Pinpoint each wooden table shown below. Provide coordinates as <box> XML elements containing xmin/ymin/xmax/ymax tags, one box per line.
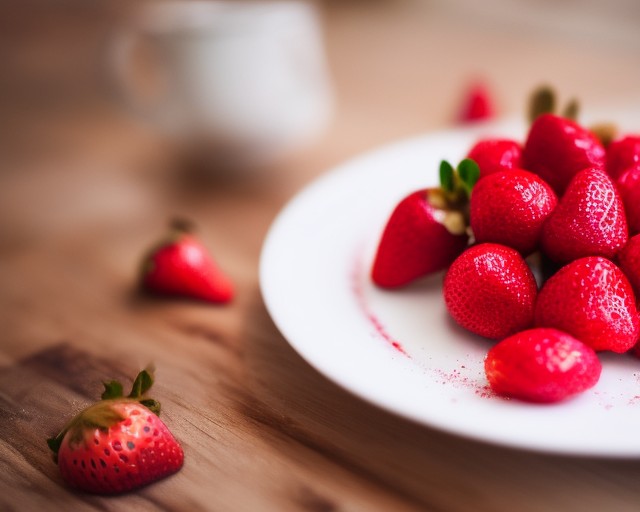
<box><xmin>2</xmin><ymin>1</ymin><xmax>640</xmax><ymax>510</ymax></box>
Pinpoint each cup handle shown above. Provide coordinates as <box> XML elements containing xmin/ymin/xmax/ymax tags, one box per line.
<box><xmin>105</xmin><ymin>29</ymin><xmax>177</xmax><ymax>131</ymax></box>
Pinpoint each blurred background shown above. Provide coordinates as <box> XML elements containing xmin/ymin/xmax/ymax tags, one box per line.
<box><xmin>1</xmin><ymin>0</ymin><xmax>640</xmax><ymax>248</ymax></box>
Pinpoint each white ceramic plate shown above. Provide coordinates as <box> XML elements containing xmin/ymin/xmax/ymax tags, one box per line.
<box><xmin>260</xmin><ymin>108</ymin><xmax>640</xmax><ymax>457</ymax></box>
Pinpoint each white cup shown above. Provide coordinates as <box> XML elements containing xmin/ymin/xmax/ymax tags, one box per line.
<box><xmin>109</xmin><ymin>0</ymin><xmax>333</xmax><ymax>171</ymax></box>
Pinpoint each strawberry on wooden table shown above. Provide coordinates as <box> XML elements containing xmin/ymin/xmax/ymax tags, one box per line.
<box><xmin>371</xmin><ymin>159</ymin><xmax>478</xmax><ymax>288</ymax></box>
<box><xmin>534</xmin><ymin>256</ymin><xmax>639</xmax><ymax>353</ymax></box>
<box><xmin>443</xmin><ymin>243</ymin><xmax>538</xmax><ymax>340</ymax></box>
<box><xmin>541</xmin><ymin>167</ymin><xmax>628</xmax><ymax>263</ymax></box>
<box><xmin>485</xmin><ymin>328</ymin><xmax>601</xmax><ymax>403</ymax></box>
<box><xmin>141</xmin><ymin>218</ymin><xmax>234</xmax><ymax>303</ymax></box>
<box><xmin>47</xmin><ymin>368</ymin><xmax>184</xmax><ymax>494</ymax></box>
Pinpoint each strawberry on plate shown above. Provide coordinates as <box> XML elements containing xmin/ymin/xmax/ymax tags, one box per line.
<box><xmin>522</xmin><ymin>113</ymin><xmax>606</xmax><ymax>195</ymax></box>
<box><xmin>615</xmin><ymin>165</ymin><xmax>640</xmax><ymax>235</ymax></box>
<box><xmin>443</xmin><ymin>243</ymin><xmax>538</xmax><ymax>340</ymax></box>
<box><xmin>616</xmin><ymin>233</ymin><xmax>640</xmax><ymax>297</ymax></box>
<box><xmin>534</xmin><ymin>256</ymin><xmax>639</xmax><ymax>353</ymax></box>
<box><xmin>466</xmin><ymin>138</ymin><xmax>522</xmax><ymax>179</ymax></box>
<box><xmin>371</xmin><ymin>160</ymin><xmax>478</xmax><ymax>288</ymax></box>
<box><xmin>47</xmin><ymin>368</ymin><xmax>184</xmax><ymax>494</ymax></box>
<box><xmin>485</xmin><ymin>328</ymin><xmax>601</xmax><ymax>403</ymax></box>
<box><xmin>607</xmin><ymin>135</ymin><xmax>640</xmax><ymax>180</ymax></box>
<box><xmin>541</xmin><ymin>167</ymin><xmax>628</xmax><ymax>263</ymax></box>
<box><xmin>470</xmin><ymin>169</ymin><xmax>557</xmax><ymax>255</ymax></box>
<box><xmin>141</xmin><ymin>219</ymin><xmax>234</xmax><ymax>303</ymax></box>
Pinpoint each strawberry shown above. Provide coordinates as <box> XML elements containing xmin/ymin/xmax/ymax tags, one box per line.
<box><xmin>615</xmin><ymin>165</ymin><xmax>640</xmax><ymax>235</ymax></box>
<box><xmin>443</xmin><ymin>243</ymin><xmax>537</xmax><ymax>340</ymax></box>
<box><xmin>470</xmin><ymin>169</ymin><xmax>557</xmax><ymax>255</ymax></box>
<box><xmin>466</xmin><ymin>138</ymin><xmax>522</xmax><ymax>179</ymax></box>
<box><xmin>457</xmin><ymin>82</ymin><xmax>494</xmax><ymax>123</ymax></box>
<box><xmin>606</xmin><ymin>135</ymin><xmax>640</xmax><ymax>180</ymax></box>
<box><xmin>47</xmin><ymin>368</ymin><xmax>184</xmax><ymax>494</ymax></box>
<box><xmin>540</xmin><ymin>167</ymin><xmax>628</xmax><ymax>263</ymax></box>
<box><xmin>534</xmin><ymin>256</ymin><xmax>639</xmax><ymax>353</ymax></box>
<box><xmin>522</xmin><ymin>113</ymin><xmax>606</xmax><ymax>195</ymax></box>
<box><xmin>484</xmin><ymin>328</ymin><xmax>601</xmax><ymax>403</ymax></box>
<box><xmin>141</xmin><ymin>219</ymin><xmax>234</xmax><ymax>303</ymax></box>
<box><xmin>616</xmin><ymin>233</ymin><xmax>640</xmax><ymax>298</ymax></box>
<box><xmin>371</xmin><ymin>160</ymin><xmax>478</xmax><ymax>288</ymax></box>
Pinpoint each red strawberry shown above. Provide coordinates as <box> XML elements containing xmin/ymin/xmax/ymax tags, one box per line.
<box><xmin>485</xmin><ymin>328</ymin><xmax>601</xmax><ymax>403</ymax></box>
<box><xmin>541</xmin><ymin>167</ymin><xmax>628</xmax><ymax>263</ymax></box>
<box><xmin>607</xmin><ymin>135</ymin><xmax>640</xmax><ymax>180</ymax></box>
<box><xmin>466</xmin><ymin>138</ymin><xmax>522</xmax><ymax>179</ymax></box>
<box><xmin>534</xmin><ymin>256</ymin><xmax>639</xmax><ymax>353</ymax></box>
<box><xmin>371</xmin><ymin>160</ymin><xmax>478</xmax><ymax>288</ymax></box>
<box><xmin>615</xmin><ymin>165</ymin><xmax>640</xmax><ymax>235</ymax></box>
<box><xmin>616</xmin><ymin>233</ymin><xmax>640</xmax><ymax>298</ymax></box>
<box><xmin>371</xmin><ymin>191</ymin><xmax>468</xmax><ymax>288</ymax></box>
<box><xmin>47</xmin><ymin>368</ymin><xmax>184</xmax><ymax>494</ymax></box>
<box><xmin>443</xmin><ymin>243</ymin><xmax>537</xmax><ymax>340</ymax></box>
<box><xmin>457</xmin><ymin>82</ymin><xmax>494</xmax><ymax>123</ymax></box>
<box><xmin>470</xmin><ymin>169</ymin><xmax>557</xmax><ymax>255</ymax></box>
<box><xmin>522</xmin><ymin>113</ymin><xmax>606</xmax><ymax>194</ymax></box>
<box><xmin>141</xmin><ymin>219</ymin><xmax>234</xmax><ymax>303</ymax></box>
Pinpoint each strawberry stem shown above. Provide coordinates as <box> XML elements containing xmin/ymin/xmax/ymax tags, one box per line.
<box><xmin>101</xmin><ymin>380</ymin><xmax>123</xmax><ymax>400</ymax></box>
<box><xmin>170</xmin><ymin>217</ymin><xmax>195</xmax><ymax>234</ymax></box>
<box><xmin>528</xmin><ymin>85</ymin><xmax>556</xmax><ymax>124</ymax></box>
<box><xmin>562</xmin><ymin>98</ymin><xmax>580</xmax><ymax>121</ymax></box>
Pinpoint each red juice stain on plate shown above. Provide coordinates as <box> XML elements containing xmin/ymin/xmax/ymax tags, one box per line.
<box><xmin>433</xmin><ymin>366</ymin><xmax>498</xmax><ymax>399</ymax></box>
<box><xmin>351</xmin><ymin>249</ymin><xmax>409</xmax><ymax>357</ymax></box>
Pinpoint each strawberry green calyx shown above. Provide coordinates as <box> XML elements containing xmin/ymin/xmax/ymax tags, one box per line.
<box><xmin>47</xmin><ymin>367</ymin><xmax>160</xmax><ymax>460</ymax></box>
<box><xmin>437</xmin><ymin>159</ymin><xmax>479</xmax><ymax>204</ymax></box>
<box><xmin>528</xmin><ymin>85</ymin><xmax>580</xmax><ymax>124</ymax></box>
<box><xmin>429</xmin><ymin>159</ymin><xmax>479</xmax><ymax>235</ymax></box>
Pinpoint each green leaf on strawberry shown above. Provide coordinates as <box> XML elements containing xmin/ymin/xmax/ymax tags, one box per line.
<box><xmin>127</xmin><ymin>366</ymin><xmax>154</xmax><ymax>399</ymax></box>
<box><xmin>439</xmin><ymin>160</ymin><xmax>455</xmax><ymax>193</ymax></box>
<box><xmin>457</xmin><ymin>158</ymin><xmax>480</xmax><ymax>195</ymax></box>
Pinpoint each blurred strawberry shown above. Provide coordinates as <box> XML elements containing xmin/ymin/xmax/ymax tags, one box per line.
<box><xmin>607</xmin><ymin>135</ymin><xmax>640</xmax><ymax>180</ymax></box>
<box><xmin>457</xmin><ymin>82</ymin><xmax>494</xmax><ymax>123</ymax></box>
<box><xmin>141</xmin><ymin>219</ymin><xmax>234</xmax><ymax>303</ymax></box>
<box><xmin>616</xmin><ymin>233</ymin><xmax>640</xmax><ymax>298</ymax></box>
<box><xmin>615</xmin><ymin>165</ymin><xmax>640</xmax><ymax>235</ymax></box>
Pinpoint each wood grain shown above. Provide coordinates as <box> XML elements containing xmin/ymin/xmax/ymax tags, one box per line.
<box><xmin>2</xmin><ymin>1</ymin><xmax>640</xmax><ymax>511</ymax></box>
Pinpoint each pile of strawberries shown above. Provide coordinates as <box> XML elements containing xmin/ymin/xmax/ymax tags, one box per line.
<box><xmin>371</xmin><ymin>88</ymin><xmax>640</xmax><ymax>403</ymax></box>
